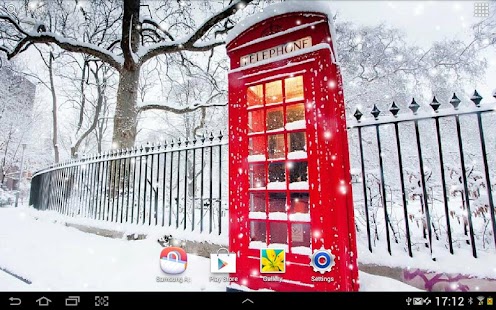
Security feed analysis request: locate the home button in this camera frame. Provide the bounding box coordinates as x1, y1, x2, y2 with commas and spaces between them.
36, 297, 52, 307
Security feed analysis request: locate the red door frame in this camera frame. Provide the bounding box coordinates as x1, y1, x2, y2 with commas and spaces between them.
227, 11, 358, 292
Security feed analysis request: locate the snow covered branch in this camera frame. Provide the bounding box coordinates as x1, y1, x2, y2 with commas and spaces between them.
140, 0, 252, 64
184, 0, 251, 46
141, 18, 175, 41
0, 14, 123, 70
138, 101, 227, 114
0, 45, 9, 54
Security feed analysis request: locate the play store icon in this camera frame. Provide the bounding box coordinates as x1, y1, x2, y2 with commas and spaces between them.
210, 248, 237, 273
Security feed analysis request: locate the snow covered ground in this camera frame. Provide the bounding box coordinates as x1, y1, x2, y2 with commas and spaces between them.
0, 206, 419, 292
19, 201, 496, 281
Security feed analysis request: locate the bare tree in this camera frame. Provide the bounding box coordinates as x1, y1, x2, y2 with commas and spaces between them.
0, 0, 254, 149
0, 55, 35, 183
334, 20, 488, 112
57, 54, 115, 158
16, 47, 63, 163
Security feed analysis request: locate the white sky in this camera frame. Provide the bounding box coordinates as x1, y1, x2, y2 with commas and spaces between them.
328, 0, 496, 98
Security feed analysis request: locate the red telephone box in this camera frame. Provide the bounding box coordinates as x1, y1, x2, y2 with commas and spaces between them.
227, 3, 358, 292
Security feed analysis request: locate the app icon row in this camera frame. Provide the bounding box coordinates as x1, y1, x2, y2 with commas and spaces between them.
159, 247, 335, 275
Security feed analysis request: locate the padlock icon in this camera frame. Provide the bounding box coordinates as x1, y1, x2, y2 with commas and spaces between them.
210, 247, 236, 273
160, 247, 188, 274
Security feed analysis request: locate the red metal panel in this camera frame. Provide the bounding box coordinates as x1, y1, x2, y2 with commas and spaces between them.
227, 10, 357, 292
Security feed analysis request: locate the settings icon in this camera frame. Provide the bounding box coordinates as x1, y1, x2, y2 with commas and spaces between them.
310, 247, 335, 274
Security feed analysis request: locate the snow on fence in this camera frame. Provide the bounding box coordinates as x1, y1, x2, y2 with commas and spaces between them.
29, 132, 228, 235
28, 91, 496, 260
348, 91, 496, 259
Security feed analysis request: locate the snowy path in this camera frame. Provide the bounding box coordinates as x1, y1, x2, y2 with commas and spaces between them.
0, 270, 29, 290
0, 207, 418, 291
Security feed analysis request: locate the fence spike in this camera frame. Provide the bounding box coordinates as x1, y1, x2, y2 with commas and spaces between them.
470, 90, 482, 107
371, 104, 381, 120
170, 139, 175, 147
430, 96, 441, 112
177, 138, 182, 147
201, 133, 206, 144
353, 108, 363, 121
409, 98, 420, 114
192, 136, 197, 145
185, 137, 190, 146
389, 101, 400, 117
450, 93, 461, 109
209, 131, 215, 141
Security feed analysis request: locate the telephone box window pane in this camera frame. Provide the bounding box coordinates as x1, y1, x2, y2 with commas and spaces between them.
249, 164, 266, 189
291, 223, 311, 248
247, 85, 263, 107
268, 162, 286, 187
268, 134, 285, 159
289, 161, 308, 183
288, 132, 306, 153
249, 136, 265, 156
290, 192, 309, 214
286, 104, 305, 130
266, 107, 284, 131
269, 222, 288, 245
250, 193, 266, 212
285, 76, 304, 102
265, 80, 282, 104
269, 192, 286, 213
248, 110, 264, 133
250, 221, 267, 242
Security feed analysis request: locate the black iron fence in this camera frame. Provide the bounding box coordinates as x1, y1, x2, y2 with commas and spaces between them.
348, 91, 496, 258
29, 91, 496, 259
29, 132, 228, 235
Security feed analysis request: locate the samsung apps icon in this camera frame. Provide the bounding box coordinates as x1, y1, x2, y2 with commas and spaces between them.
260, 249, 285, 273
160, 247, 188, 274
210, 248, 236, 273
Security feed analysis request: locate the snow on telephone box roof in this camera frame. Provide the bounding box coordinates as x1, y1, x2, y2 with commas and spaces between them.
226, 1, 339, 62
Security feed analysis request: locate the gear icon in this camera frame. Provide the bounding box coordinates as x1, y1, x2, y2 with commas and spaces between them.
310, 247, 335, 274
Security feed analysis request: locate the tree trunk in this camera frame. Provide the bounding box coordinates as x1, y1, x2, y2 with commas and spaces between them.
112, 0, 141, 150
112, 68, 140, 149
48, 52, 60, 163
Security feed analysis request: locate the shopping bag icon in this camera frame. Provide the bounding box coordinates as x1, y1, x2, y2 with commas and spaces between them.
210, 248, 236, 273
160, 247, 188, 274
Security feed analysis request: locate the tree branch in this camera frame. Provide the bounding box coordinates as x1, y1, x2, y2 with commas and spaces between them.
141, 18, 175, 41
0, 14, 29, 36
138, 101, 227, 114
0, 14, 122, 69
140, 0, 252, 64
184, 0, 251, 46
107, 39, 121, 51
72, 63, 105, 157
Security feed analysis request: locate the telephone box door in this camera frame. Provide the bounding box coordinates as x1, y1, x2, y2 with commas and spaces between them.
227, 5, 358, 292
